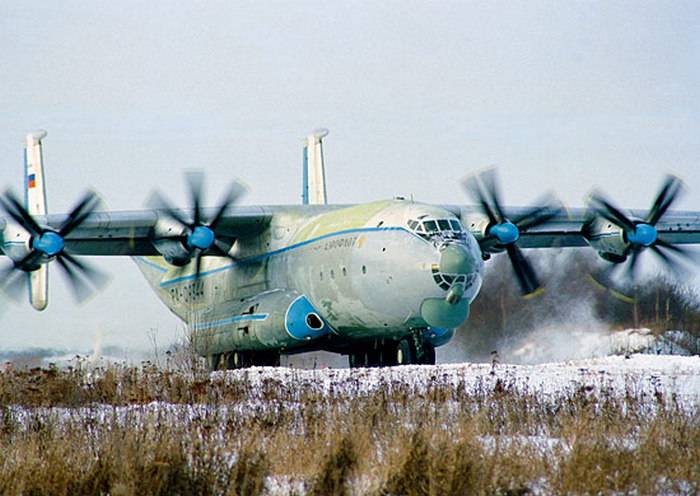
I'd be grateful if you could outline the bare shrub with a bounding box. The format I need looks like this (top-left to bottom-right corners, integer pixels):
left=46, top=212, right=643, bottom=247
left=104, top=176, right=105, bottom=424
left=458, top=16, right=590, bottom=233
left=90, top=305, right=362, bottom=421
left=0, top=364, right=698, bottom=494
left=308, top=437, right=358, bottom=496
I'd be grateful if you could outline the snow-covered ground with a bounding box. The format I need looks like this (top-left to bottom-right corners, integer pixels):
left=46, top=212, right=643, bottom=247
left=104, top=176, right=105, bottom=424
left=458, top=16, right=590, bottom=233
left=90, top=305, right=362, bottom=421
left=215, top=353, right=700, bottom=408
left=4, top=353, right=698, bottom=495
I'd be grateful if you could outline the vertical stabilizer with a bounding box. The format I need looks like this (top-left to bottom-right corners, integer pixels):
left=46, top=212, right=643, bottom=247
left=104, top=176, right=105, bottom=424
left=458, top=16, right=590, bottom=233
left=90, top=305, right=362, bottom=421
left=302, top=129, right=329, bottom=205
left=25, top=130, right=49, bottom=311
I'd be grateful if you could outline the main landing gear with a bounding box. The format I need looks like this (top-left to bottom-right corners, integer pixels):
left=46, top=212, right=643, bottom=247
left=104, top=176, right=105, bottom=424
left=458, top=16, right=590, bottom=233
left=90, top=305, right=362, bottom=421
left=208, top=350, right=281, bottom=371
left=348, top=335, right=436, bottom=368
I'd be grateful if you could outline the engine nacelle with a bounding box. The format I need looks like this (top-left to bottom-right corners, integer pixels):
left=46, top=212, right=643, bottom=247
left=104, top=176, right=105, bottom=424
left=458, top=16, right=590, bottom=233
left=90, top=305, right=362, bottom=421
left=1, top=224, right=37, bottom=267
left=193, top=289, right=332, bottom=355
left=460, top=211, right=506, bottom=257
left=151, top=216, right=193, bottom=266
left=583, top=217, right=629, bottom=263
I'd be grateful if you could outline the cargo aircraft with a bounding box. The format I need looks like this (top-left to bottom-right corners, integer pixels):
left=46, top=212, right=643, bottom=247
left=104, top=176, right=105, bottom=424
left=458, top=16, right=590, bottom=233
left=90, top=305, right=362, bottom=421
left=1, top=130, right=699, bottom=369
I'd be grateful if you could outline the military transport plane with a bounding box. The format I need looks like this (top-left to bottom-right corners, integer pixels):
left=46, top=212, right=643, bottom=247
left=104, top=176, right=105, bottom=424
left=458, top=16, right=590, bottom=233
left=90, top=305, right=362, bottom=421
left=1, top=130, right=700, bottom=369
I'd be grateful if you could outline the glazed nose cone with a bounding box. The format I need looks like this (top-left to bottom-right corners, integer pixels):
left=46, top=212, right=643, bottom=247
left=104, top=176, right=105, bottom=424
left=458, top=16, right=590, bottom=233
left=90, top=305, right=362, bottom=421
left=439, top=243, right=477, bottom=275
left=421, top=243, right=477, bottom=328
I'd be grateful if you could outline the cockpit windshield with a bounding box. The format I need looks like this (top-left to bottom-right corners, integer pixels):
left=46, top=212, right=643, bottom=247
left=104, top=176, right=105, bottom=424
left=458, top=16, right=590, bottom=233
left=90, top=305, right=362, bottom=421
left=406, top=216, right=464, bottom=240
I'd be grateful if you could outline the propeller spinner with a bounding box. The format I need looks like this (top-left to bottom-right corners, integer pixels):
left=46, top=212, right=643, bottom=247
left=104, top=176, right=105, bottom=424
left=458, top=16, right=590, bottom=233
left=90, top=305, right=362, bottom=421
left=148, top=171, right=246, bottom=281
left=0, top=189, right=107, bottom=302
left=464, top=169, right=562, bottom=296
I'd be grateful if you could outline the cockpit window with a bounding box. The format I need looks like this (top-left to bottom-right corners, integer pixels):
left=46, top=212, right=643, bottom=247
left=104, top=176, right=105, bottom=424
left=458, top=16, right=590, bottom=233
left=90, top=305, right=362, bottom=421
left=424, top=220, right=439, bottom=232
left=407, top=217, right=465, bottom=241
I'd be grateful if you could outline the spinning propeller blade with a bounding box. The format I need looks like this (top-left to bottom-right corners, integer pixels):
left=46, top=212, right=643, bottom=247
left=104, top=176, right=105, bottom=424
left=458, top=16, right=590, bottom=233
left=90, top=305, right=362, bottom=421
left=0, top=189, right=107, bottom=302
left=588, top=175, right=695, bottom=284
left=464, top=169, right=561, bottom=296
left=148, top=171, right=246, bottom=281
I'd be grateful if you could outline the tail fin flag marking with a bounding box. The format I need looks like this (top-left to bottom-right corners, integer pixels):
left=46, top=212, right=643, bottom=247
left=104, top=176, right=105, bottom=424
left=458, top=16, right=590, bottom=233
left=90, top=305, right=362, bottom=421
left=24, top=130, right=49, bottom=311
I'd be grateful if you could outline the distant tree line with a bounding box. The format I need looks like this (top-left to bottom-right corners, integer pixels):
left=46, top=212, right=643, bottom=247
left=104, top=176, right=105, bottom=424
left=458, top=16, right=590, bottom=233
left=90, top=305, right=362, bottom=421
left=458, top=249, right=700, bottom=360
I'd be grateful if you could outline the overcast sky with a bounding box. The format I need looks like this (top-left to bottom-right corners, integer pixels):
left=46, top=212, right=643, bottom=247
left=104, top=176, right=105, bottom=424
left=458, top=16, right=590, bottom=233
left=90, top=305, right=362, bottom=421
left=1, top=1, right=699, bottom=352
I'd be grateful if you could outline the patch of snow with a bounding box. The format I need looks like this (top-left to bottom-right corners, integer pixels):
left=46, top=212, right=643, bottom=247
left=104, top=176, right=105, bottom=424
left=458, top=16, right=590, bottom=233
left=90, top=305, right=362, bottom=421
left=499, top=327, right=699, bottom=364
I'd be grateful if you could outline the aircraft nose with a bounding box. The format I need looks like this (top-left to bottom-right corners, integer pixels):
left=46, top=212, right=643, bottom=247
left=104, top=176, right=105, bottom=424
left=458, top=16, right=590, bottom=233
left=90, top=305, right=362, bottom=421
left=420, top=243, right=479, bottom=329
left=439, top=243, right=477, bottom=275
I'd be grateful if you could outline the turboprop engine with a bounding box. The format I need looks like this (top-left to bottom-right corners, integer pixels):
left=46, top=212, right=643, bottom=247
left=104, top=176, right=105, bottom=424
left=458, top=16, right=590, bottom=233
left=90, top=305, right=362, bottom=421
left=192, top=289, right=332, bottom=356
left=583, top=175, right=693, bottom=278
left=148, top=171, right=245, bottom=278
left=582, top=216, right=629, bottom=263
left=462, top=169, right=561, bottom=296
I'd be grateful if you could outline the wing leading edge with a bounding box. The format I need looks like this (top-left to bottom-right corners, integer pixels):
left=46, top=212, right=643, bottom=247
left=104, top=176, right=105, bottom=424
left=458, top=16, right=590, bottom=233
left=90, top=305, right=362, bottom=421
left=25, top=207, right=272, bottom=256
left=444, top=204, right=700, bottom=249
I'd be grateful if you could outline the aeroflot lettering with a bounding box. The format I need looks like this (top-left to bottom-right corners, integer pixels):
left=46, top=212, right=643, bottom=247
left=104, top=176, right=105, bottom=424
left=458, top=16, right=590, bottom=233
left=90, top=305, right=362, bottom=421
left=323, top=236, right=358, bottom=251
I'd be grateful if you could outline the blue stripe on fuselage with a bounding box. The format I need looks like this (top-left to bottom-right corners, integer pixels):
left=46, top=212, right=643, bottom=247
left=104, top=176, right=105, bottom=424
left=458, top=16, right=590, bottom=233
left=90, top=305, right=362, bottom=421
left=192, top=313, right=269, bottom=331
left=136, top=256, right=169, bottom=273
left=156, top=226, right=423, bottom=287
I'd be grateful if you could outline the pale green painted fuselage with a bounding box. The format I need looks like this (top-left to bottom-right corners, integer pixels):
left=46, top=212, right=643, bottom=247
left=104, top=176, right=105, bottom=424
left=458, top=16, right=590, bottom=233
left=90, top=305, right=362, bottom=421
left=134, top=199, right=484, bottom=356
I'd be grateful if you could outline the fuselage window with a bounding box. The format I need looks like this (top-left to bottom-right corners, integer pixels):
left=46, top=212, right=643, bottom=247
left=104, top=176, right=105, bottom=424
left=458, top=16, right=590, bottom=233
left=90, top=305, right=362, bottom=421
left=320, top=271, right=323, bottom=281
left=330, top=269, right=335, bottom=279
left=342, top=267, right=347, bottom=277
left=362, top=265, right=367, bottom=274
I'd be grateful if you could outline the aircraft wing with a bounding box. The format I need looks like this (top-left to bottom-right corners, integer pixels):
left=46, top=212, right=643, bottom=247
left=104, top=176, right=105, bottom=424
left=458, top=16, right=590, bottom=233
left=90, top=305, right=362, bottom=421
left=445, top=205, right=700, bottom=249
left=1, top=207, right=272, bottom=256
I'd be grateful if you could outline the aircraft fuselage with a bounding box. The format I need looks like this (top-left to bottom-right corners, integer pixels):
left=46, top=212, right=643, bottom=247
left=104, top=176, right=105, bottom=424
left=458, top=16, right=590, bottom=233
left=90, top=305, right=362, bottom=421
left=135, top=199, right=484, bottom=358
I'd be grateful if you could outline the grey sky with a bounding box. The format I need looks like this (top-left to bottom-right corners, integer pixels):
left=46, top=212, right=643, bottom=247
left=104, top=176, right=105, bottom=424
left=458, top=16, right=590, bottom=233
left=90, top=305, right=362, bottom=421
left=1, top=1, right=699, bottom=351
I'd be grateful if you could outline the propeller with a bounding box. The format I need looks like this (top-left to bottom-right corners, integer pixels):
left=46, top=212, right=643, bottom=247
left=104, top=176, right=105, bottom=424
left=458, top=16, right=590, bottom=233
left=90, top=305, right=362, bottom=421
left=0, top=189, right=107, bottom=302
left=148, top=171, right=246, bottom=281
left=464, top=169, right=561, bottom=296
left=588, top=174, right=694, bottom=283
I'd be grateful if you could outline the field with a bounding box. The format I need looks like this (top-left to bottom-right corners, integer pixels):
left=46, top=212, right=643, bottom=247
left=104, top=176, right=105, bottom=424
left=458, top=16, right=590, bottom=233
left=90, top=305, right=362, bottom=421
left=1, top=354, right=699, bottom=495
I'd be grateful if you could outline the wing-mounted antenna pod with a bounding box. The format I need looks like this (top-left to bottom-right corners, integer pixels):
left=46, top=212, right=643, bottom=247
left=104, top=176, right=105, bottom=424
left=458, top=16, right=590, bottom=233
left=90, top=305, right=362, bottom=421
left=463, top=168, right=562, bottom=296
left=147, top=171, right=246, bottom=280
left=302, top=128, right=329, bottom=205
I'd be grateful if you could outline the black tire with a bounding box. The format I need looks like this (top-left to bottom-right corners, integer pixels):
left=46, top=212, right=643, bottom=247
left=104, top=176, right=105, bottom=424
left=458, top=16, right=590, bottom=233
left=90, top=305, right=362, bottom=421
left=366, top=348, right=382, bottom=368
left=249, top=351, right=280, bottom=367
left=228, top=350, right=250, bottom=369
left=379, top=341, right=398, bottom=367
left=208, top=353, right=222, bottom=372
left=420, top=342, right=436, bottom=365
left=348, top=350, right=373, bottom=368
left=396, top=339, right=414, bottom=365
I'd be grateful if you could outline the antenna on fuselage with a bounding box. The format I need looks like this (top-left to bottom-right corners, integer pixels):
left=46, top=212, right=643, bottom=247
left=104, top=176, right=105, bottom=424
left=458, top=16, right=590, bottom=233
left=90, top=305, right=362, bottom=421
left=302, top=128, right=329, bottom=205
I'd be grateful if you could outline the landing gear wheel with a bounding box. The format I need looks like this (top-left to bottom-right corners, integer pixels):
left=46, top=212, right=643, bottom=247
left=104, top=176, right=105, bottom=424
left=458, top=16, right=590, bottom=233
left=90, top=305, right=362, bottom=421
left=207, top=353, right=222, bottom=372
left=419, top=342, right=436, bottom=365
left=365, top=348, right=382, bottom=368
left=348, top=350, right=376, bottom=368
left=252, top=351, right=281, bottom=367
left=396, top=339, right=414, bottom=365
left=227, top=351, right=251, bottom=369
left=379, top=341, right=398, bottom=367
left=348, top=350, right=370, bottom=368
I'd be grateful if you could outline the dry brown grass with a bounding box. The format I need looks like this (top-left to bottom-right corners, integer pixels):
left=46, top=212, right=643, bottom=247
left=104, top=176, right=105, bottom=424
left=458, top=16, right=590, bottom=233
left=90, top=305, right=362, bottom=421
left=0, top=363, right=698, bottom=495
